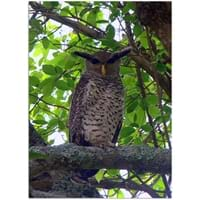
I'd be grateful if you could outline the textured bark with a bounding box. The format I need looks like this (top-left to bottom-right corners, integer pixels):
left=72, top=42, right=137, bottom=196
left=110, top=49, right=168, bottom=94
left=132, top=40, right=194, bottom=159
left=30, top=143, right=171, bottom=176
left=29, top=122, right=47, bottom=147
left=29, top=123, right=101, bottom=198
left=135, top=2, right=171, bottom=56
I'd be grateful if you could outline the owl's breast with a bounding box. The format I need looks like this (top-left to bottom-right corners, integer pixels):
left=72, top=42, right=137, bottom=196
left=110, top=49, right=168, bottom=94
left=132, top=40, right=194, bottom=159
left=82, top=78, right=124, bottom=147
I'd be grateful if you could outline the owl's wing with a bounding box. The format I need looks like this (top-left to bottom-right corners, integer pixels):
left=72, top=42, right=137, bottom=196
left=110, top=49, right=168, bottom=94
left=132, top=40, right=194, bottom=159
left=112, top=119, right=122, bottom=144
left=69, top=75, right=86, bottom=144
left=69, top=75, right=96, bottom=146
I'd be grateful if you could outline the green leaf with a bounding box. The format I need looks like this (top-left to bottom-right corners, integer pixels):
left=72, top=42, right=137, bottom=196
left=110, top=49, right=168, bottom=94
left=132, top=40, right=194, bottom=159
left=127, top=99, right=138, bottom=113
left=134, top=136, right=143, bottom=145
left=117, top=190, right=125, bottom=198
left=106, top=24, right=115, bottom=39
left=124, top=14, right=136, bottom=22
left=48, top=118, right=59, bottom=129
left=107, top=169, right=119, bottom=176
left=141, top=124, right=153, bottom=132
left=33, top=119, right=47, bottom=124
left=42, top=38, right=50, bottom=49
left=122, top=2, right=134, bottom=14
left=80, top=7, right=90, bottom=17
left=163, top=105, right=171, bottom=114
left=96, top=20, right=109, bottom=24
left=120, top=127, right=135, bottom=138
left=87, top=11, right=97, bottom=26
left=33, top=42, right=43, bottom=57
left=30, top=76, right=40, bottom=87
left=149, top=106, right=160, bottom=118
left=133, top=24, right=143, bottom=38
left=137, top=31, right=148, bottom=49
left=31, top=71, right=43, bottom=79
left=141, top=71, right=149, bottom=82
left=60, top=6, right=70, bottom=16
left=29, top=94, right=38, bottom=104
left=135, top=106, right=146, bottom=126
left=110, top=9, right=120, bottom=22
left=108, top=189, right=116, bottom=197
left=120, top=135, right=133, bottom=145
left=40, top=77, right=55, bottom=96
left=146, top=95, right=158, bottom=105
left=120, top=67, right=134, bottom=75
left=58, top=120, right=65, bottom=130
left=43, top=1, right=59, bottom=9
left=153, top=176, right=165, bottom=191
left=156, top=62, right=167, bottom=73
left=30, top=19, right=42, bottom=32
left=55, top=80, right=70, bottom=90
left=29, top=28, right=37, bottom=42
left=101, top=38, right=119, bottom=49
left=95, top=169, right=104, bottom=183
left=42, top=65, right=57, bottom=75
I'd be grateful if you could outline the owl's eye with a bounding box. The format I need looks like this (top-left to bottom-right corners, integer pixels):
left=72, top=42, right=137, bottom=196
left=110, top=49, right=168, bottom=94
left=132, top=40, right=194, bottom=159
left=90, top=58, right=100, bottom=64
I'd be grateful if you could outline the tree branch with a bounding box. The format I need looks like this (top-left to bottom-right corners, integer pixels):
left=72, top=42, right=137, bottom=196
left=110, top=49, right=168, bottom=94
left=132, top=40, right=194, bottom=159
left=30, top=143, right=171, bottom=177
left=29, top=123, right=101, bottom=198
left=90, top=178, right=162, bottom=198
left=29, top=2, right=105, bottom=39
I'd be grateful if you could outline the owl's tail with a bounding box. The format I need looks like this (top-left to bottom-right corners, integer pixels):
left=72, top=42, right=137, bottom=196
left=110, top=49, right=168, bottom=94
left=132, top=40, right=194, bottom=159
left=71, top=169, right=99, bottom=184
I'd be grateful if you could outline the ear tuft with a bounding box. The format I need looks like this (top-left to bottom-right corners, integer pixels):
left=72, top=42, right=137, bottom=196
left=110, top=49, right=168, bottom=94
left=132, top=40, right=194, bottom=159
left=73, top=51, right=93, bottom=60
left=108, top=46, right=132, bottom=62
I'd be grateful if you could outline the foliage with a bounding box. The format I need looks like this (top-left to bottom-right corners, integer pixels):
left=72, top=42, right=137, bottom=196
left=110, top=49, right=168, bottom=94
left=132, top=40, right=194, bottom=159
left=29, top=1, right=171, bottom=198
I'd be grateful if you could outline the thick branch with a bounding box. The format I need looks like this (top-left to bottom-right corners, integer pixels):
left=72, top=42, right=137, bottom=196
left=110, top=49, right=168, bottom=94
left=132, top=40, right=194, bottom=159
left=30, top=143, right=171, bottom=177
left=29, top=2, right=105, bottom=39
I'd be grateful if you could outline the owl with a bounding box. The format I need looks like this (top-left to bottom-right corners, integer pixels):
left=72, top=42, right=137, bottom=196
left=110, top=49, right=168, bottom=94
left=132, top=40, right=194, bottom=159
left=69, top=47, right=131, bottom=182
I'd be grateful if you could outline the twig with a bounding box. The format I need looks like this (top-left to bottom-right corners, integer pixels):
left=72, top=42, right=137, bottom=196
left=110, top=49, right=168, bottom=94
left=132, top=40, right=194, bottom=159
left=29, top=97, right=41, bottom=114
left=136, top=65, right=158, bottom=147
left=146, top=27, right=171, bottom=150
left=29, top=94, right=69, bottom=111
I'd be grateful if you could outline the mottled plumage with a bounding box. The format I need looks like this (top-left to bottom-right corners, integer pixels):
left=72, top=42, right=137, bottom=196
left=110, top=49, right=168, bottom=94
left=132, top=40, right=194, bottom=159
left=69, top=47, right=131, bottom=182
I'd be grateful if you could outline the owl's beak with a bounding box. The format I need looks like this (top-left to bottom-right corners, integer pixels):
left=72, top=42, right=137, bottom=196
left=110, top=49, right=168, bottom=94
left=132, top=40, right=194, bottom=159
left=101, top=65, right=106, bottom=76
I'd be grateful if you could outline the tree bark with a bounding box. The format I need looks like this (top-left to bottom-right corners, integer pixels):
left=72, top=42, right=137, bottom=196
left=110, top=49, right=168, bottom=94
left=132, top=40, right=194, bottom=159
left=135, top=2, right=171, bottom=56
left=29, top=122, right=101, bottom=198
left=30, top=143, right=171, bottom=177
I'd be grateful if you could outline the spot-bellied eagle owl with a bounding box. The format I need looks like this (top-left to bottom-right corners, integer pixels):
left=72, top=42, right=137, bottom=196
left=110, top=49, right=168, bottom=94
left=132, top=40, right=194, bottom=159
left=69, top=47, right=131, bottom=182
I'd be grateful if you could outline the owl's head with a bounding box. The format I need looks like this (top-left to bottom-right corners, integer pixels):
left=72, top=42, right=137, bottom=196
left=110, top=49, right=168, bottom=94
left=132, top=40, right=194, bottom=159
left=74, top=47, right=132, bottom=77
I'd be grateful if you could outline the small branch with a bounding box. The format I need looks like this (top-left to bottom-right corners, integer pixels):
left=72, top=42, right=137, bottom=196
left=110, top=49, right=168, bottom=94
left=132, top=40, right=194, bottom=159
left=136, top=65, right=158, bottom=147
left=146, top=28, right=171, bottom=150
left=30, top=143, right=171, bottom=177
left=30, top=25, right=62, bottom=45
left=29, top=94, right=69, bottom=111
